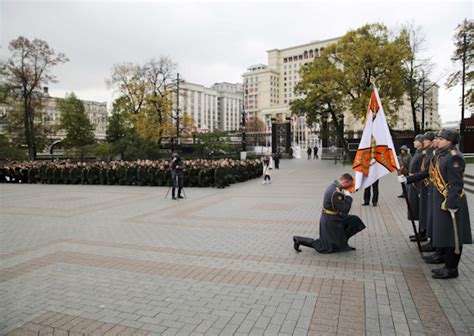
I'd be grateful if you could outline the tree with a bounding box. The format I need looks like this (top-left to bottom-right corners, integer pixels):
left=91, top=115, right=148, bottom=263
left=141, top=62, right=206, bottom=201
left=0, top=134, right=26, bottom=161
left=1, top=36, right=68, bottom=160
left=7, top=97, right=51, bottom=154
left=292, top=23, right=410, bottom=160
left=446, top=19, right=473, bottom=112
left=180, top=112, right=198, bottom=138
left=57, top=92, right=96, bottom=158
left=196, top=130, right=237, bottom=158
left=400, top=23, right=435, bottom=133
left=246, top=116, right=266, bottom=132
left=106, top=57, right=177, bottom=143
left=106, top=96, right=134, bottom=143
left=106, top=63, right=147, bottom=115
left=143, top=57, right=177, bottom=141
left=131, top=93, right=173, bottom=142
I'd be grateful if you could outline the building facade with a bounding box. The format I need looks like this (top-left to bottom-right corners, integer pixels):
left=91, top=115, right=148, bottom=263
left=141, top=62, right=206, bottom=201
left=243, top=39, right=442, bottom=148
left=391, top=83, right=441, bottom=132
left=172, top=82, right=242, bottom=132
left=0, top=87, right=108, bottom=143
left=242, top=38, right=339, bottom=124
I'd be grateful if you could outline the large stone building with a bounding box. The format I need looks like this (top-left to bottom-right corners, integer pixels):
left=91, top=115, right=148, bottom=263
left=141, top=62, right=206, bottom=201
left=243, top=39, right=442, bottom=147
left=0, top=87, right=108, bottom=144
left=243, top=38, right=339, bottom=124
left=171, top=81, right=242, bottom=132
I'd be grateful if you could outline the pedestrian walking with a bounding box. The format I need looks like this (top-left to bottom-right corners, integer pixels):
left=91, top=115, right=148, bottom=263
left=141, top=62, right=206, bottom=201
left=261, top=152, right=274, bottom=184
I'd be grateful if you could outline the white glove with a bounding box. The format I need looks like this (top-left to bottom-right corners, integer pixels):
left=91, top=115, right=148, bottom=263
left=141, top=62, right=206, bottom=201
left=398, top=175, right=407, bottom=184
left=343, top=189, right=351, bottom=196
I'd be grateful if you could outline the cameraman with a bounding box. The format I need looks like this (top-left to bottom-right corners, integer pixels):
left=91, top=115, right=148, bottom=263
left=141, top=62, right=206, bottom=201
left=170, top=153, right=184, bottom=200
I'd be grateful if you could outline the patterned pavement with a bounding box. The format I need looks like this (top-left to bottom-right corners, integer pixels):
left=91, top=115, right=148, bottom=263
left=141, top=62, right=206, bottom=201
left=1, top=159, right=473, bottom=336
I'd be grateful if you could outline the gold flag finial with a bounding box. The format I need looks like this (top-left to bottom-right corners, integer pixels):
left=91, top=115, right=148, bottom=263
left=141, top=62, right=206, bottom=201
left=370, top=76, right=376, bottom=85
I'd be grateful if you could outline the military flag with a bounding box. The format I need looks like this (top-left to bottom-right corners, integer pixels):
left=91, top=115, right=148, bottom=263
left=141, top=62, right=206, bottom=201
left=353, top=85, right=399, bottom=191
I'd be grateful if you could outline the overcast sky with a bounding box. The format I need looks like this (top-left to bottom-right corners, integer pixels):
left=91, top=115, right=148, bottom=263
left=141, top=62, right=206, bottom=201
left=0, top=0, right=472, bottom=123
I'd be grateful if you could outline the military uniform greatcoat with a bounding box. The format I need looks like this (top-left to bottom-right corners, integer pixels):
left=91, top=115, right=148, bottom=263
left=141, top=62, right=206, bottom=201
left=430, top=147, right=472, bottom=248
left=407, top=149, right=424, bottom=220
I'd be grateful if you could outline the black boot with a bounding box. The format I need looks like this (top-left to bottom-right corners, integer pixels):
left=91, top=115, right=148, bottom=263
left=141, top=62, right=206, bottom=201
left=420, top=243, right=435, bottom=252
left=432, top=268, right=458, bottom=279
left=172, top=188, right=177, bottom=200
left=410, top=230, right=427, bottom=242
left=292, top=236, right=315, bottom=252
left=431, top=267, right=446, bottom=274
left=424, top=254, right=445, bottom=264
left=293, top=236, right=302, bottom=252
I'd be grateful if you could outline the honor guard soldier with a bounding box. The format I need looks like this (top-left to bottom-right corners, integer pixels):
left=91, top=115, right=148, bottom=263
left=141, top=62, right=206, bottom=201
left=400, top=129, right=471, bottom=279
left=406, top=134, right=425, bottom=239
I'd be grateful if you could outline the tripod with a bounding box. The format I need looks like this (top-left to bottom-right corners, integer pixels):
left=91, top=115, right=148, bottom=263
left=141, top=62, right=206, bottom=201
left=164, top=175, right=187, bottom=200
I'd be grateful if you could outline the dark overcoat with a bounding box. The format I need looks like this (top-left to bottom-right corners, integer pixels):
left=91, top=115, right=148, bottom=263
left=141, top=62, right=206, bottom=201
left=430, top=147, right=472, bottom=247
left=407, top=149, right=424, bottom=220
left=406, top=148, right=434, bottom=234
left=313, top=181, right=365, bottom=253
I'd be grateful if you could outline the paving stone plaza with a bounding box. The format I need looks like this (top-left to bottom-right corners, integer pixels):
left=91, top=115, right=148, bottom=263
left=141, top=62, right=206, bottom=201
left=1, top=159, right=473, bottom=336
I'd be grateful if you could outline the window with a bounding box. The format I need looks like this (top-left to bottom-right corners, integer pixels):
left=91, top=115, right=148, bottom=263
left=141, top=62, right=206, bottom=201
left=288, top=57, right=292, bottom=62
left=299, top=55, right=303, bottom=60
left=284, top=58, right=288, bottom=63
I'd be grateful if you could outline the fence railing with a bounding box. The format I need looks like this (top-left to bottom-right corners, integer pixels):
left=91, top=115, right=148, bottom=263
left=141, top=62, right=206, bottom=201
left=321, top=147, right=343, bottom=160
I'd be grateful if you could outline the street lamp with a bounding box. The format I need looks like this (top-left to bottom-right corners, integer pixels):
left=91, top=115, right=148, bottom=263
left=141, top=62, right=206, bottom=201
left=171, top=73, right=185, bottom=147
left=241, top=81, right=247, bottom=152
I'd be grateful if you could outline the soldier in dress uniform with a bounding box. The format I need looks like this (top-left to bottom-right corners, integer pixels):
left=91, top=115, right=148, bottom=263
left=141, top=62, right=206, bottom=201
left=292, top=174, right=366, bottom=253
left=407, top=132, right=436, bottom=246
left=406, top=134, right=425, bottom=239
left=405, top=133, right=446, bottom=261
left=400, top=129, right=471, bottom=279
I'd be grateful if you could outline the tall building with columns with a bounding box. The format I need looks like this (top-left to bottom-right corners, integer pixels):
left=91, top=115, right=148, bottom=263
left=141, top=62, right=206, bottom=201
left=172, top=82, right=242, bottom=132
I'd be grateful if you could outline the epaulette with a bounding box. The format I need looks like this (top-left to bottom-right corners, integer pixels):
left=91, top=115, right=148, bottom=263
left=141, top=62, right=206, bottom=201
left=451, top=149, right=457, bottom=156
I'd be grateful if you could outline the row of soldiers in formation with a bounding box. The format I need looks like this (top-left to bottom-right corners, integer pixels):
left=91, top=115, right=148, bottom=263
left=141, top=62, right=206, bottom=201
left=398, top=129, right=471, bottom=279
left=0, top=158, right=263, bottom=188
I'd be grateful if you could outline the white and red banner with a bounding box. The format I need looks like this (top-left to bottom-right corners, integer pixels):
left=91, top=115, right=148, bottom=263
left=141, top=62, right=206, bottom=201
left=353, top=87, right=400, bottom=191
